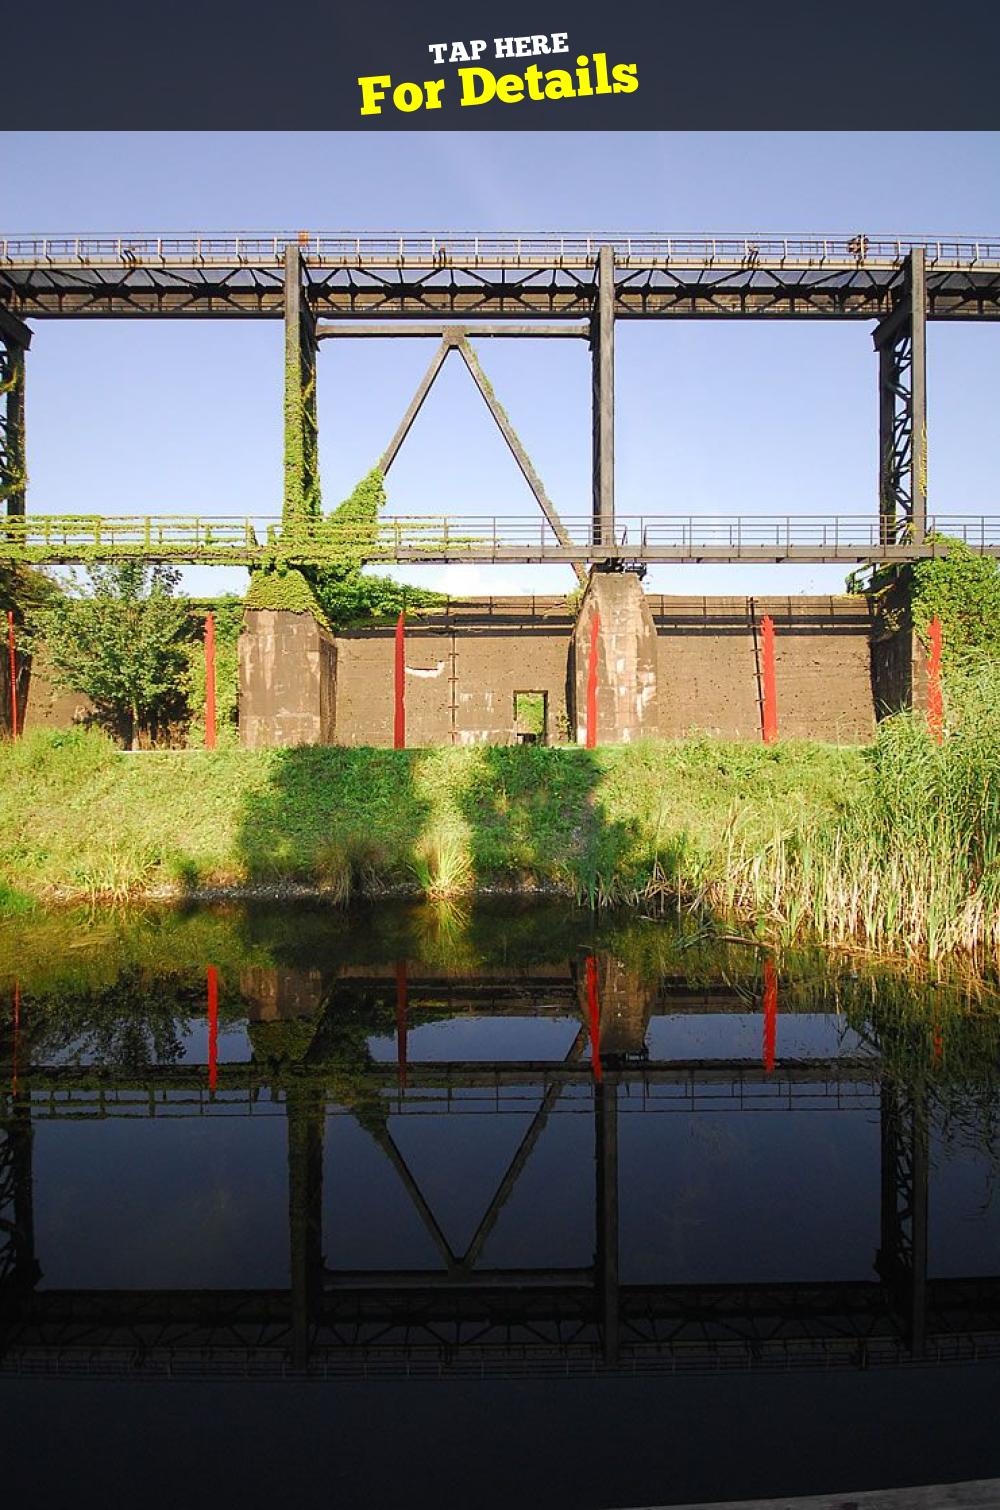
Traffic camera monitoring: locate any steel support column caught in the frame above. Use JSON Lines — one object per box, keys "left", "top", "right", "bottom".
{"left": 875, "top": 249, "right": 927, "bottom": 545}
{"left": 591, "top": 245, "right": 615, "bottom": 552}
{"left": 595, "top": 1073, "right": 620, "bottom": 1364}
{"left": 0, "top": 1104, "right": 38, "bottom": 1288}
{"left": 877, "top": 1077, "right": 930, "bottom": 1355}
{"left": 283, "top": 247, "right": 321, "bottom": 524}
{"left": 287, "top": 1085, "right": 324, "bottom": 1369}
{"left": 0, "top": 312, "right": 30, "bottom": 518}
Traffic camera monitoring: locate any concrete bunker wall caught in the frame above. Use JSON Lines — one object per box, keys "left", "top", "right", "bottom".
{"left": 654, "top": 596, "right": 874, "bottom": 743}
{"left": 6, "top": 589, "right": 882, "bottom": 746}
{"left": 333, "top": 600, "right": 574, "bottom": 748}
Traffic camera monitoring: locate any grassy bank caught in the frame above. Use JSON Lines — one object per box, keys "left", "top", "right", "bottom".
{"left": 1, "top": 662, "right": 998, "bottom": 965}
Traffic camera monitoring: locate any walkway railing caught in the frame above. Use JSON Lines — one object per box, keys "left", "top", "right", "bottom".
{"left": 3, "top": 233, "right": 1000, "bottom": 270}
{"left": 2, "top": 512, "right": 999, "bottom": 565}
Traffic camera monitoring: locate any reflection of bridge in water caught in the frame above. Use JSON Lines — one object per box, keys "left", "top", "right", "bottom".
{"left": 0, "top": 962, "right": 996, "bottom": 1378}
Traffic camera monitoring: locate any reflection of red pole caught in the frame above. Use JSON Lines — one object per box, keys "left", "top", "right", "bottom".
{"left": 586, "top": 954, "right": 602, "bottom": 1082}
{"left": 394, "top": 611, "right": 406, "bottom": 750}
{"left": 585, "top": 611, "right": 600, "bottom": 749}
{"left": 207, "top": 965, "right": 219, "bottom": 1093}
{"left": 760, "top": 614, "right": 778, "bottom": 745}
{"left": 927, "top": 616, "right": 944, "bottom": 745}
{"left": 7, "top": 611, "right": 19, "bottom": 739}
{"left": 762, "top": 958, "right": 777, "bottom": 1073}
{"left": 204, "top": 611, "right": 217, "bottom": 750}
{"left": 395, "top": 959, "right": 408, "bottom": 1090}
{"left": 11, "top": 980, "right": 20, "bottom": 1095}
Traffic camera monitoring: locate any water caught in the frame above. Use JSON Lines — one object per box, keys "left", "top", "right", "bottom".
{"left": 3, "top": 899, "right": 1000, "bottom": 1508}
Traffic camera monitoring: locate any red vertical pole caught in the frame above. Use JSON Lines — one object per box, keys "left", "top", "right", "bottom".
{"left": 586, "top": 954, "right": 602, "bottom": 1082}
{"left": 204, "top": 611, "right": 217, "bottom": 751}
{"left": 395, "top": 958, "right": 408, "bottom": 1091}
{"left": 927, "top": 615, "right": 944, "bottom": 745}
{"left": 760, "top": 614, "right": 778, "bottom": 745}
{"left": 207, "top": 965, "right": 219, "bottom": 1093}
{"left": 394, "top": 611, "right": 406, "bottom": 750}
{"left": 7, "top": 611, "right": 19, "bottom": 739}
{"left": 762, "top": 958, "right": 778, "bottom": 1074}
{"left": 585, "top": 610, "right": 601, "bottom": 750}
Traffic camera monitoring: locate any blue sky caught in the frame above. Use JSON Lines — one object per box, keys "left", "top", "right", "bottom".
{"left": 6, "top": 130, "right": 1000, "bottom": 598}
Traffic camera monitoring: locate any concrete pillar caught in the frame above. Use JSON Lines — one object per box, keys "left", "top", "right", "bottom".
{"left": 869, "top": 579, "right": 928, "bottom": 718}
{"left": 571, "top": 571, "right": 659, "bottom": 743}
{"left": 238, "top": 608, "right": 336, "bottom": 748}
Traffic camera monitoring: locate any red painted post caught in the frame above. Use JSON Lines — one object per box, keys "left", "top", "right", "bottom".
{"left": 760, "top": 614, "right": 778, "bottom": 745}
{"left": 927, "top": 615, "right": 944, "bottom": 745}
{"left": 207, "top": 965, "right": 219, "bottom": 1093}
{"left": 395, "top": 958, "right": 408, "bottom": 1090}
{"left": 762, "top": 958, "right": 778, "bottom": 1074}
{"left": 585, "top": 610, "right": 601, "bottom": 749}
{"left": 586, "top": 954, "right": 602, "bottom": 1082}
{"left": 394, "top": 611, "right": 406, "bottom": 750}
{"left": 7, "top": 611, "right": 19, "bottom": 739}
{"left": 204, "top": 611, "right": 217, "bottom": 750}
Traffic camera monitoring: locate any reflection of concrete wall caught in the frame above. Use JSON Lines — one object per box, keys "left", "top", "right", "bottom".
{"left": 577, "top": 957, "right": 656, "bottom": 1057}
{"left": 239, "top": 609, "right": 336, "bottom": 749}
{"left": 239, "top": 966, "right": 328, "bottom": 1021}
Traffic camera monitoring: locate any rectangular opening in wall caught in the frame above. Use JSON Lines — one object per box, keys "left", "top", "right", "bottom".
{"left": 513, "top": 691, "right": 547, "bottom": 745}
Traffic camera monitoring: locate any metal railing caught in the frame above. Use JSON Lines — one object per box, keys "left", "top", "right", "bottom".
{"left": 2, "top": 512, "right": 999, "bottom": 564}
{"left": 3, "top": 232, "right": 1000, "bottom": 270}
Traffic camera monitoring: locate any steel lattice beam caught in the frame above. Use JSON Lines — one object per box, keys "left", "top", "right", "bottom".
{"left": 875, "top": 251, "right": 928, "bottom": 545}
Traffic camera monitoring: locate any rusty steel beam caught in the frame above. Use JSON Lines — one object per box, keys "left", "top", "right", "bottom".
{"left": 318, "top": 322, "right": 590, "bottom": 339}
{"left": 453, "top": 334, "right": 587, "bottom": 585}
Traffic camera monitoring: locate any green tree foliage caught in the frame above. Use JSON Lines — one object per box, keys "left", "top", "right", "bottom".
{"left": 28, "top": 563, "right": 190, "bottom": 748}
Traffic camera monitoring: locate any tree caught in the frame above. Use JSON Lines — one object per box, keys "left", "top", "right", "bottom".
{"left": 29, "top": 563, "right": 190, "bottom": 748}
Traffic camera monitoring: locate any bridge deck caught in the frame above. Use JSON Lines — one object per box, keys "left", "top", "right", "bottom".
{"left": 2, "top": 513, "right": 999, "bottom": 566}
{"left": 3, "top": 231, "right": 1000, "bottom": 319}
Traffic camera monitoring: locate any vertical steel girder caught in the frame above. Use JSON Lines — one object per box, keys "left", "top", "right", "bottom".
{"left": 0, "top": 1106, "right": 38, "bottom": 1289}
{"left": 875, "top": 250, "right": 927, "bottom": 546}
{"left": 877, "top": 1078, "right": 929, "bottom": 1354}
{"left": 0, "top": 314, "right": 29, "bottom": 518}
{"left": 595, "top": 1074, "right": 620, "bottom": 1365}
{"left": 591, "top": 245, "right": 616, "bottom": 550}
{"left": 283, "top": 246, "right": 321, "bottom": 523}
{"left": 287, "top": 1085, "right": 324, "bottom": 1368}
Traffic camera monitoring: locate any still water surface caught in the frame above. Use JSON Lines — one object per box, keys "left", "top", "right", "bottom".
{"left": 3, "top": 900, "right": 1000, "bottom": 1507}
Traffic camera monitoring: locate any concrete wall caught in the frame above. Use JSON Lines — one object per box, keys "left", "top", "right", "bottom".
{"left": 334, "top": 600, "right": 574, "bottom": 748}
{"left": 654, "top": 596, "right": 875, "bottom": 743}
{"left": 332, "top": 592, "right": 876, "bottom": 747}
{"left": 239, "top": 608, "right": 337, "bottom": 749}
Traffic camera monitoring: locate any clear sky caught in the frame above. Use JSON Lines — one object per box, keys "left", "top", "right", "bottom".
{"left": 6, "top": 130, "right": 1000, "bottom": 598}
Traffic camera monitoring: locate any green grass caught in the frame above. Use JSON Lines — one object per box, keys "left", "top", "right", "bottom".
{"left": 1, "top": 666, "right": 998, "bottom": 968}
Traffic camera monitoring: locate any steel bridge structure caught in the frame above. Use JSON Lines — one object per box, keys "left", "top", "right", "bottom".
{"left": 1, "top": 969, "right": 994, "bottom": 1377}
{"left": 2, "top": 232, "right": 1000, "bottom": 569}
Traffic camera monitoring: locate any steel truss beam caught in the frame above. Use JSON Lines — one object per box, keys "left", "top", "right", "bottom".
{"left": 875, "top": 251, "right": 927, "bottom": 545}
{"left": 283, "top": 246, "right": 320, "bottom": 522}
{"left": 377, "top": 329, "right": 586, "bottom": 583}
